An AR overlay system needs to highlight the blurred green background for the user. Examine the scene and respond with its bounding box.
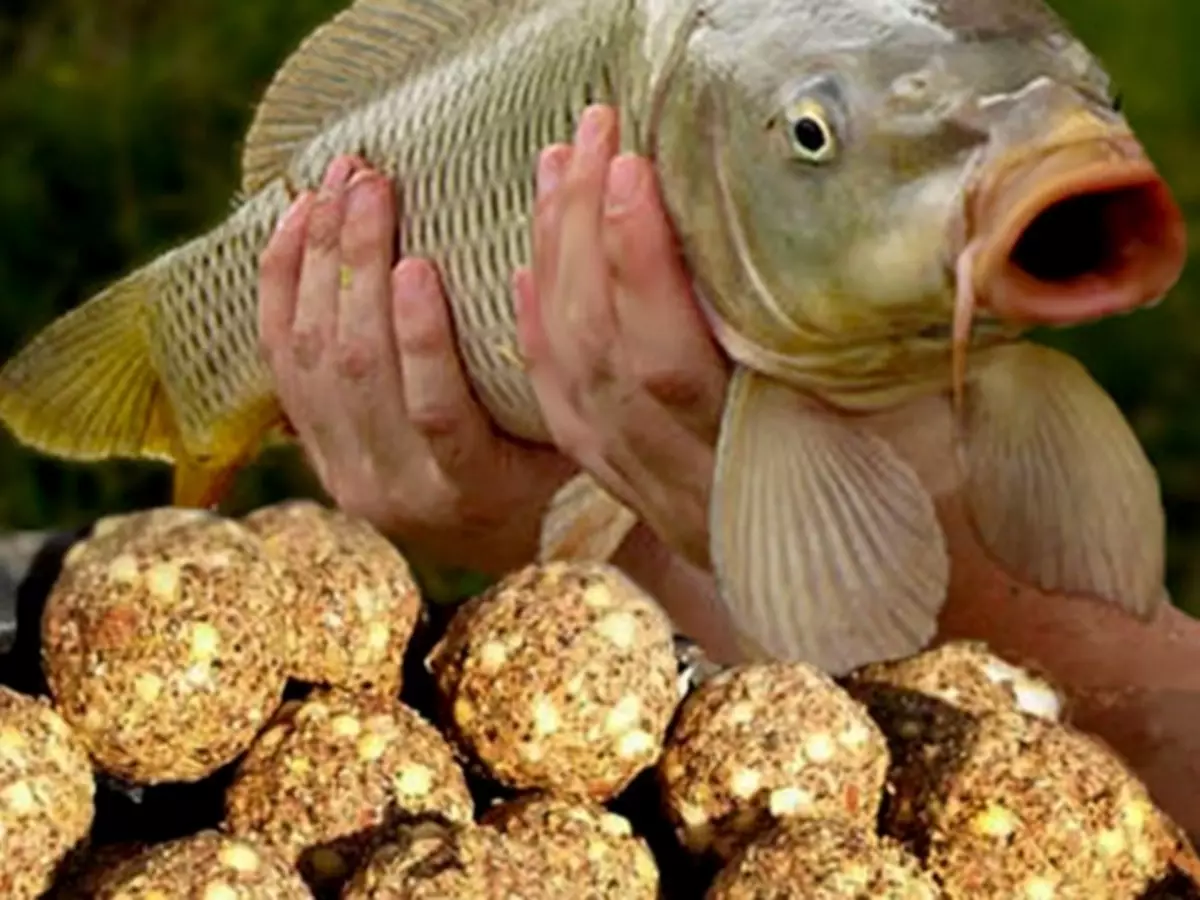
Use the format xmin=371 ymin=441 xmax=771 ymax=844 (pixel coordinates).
xmin=0 ymin=1 xmax=1196 ymax=612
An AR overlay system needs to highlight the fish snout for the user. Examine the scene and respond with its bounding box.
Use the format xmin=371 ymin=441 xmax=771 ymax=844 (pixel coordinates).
xmin=963 ymin=123 xmax=1187 ymax=325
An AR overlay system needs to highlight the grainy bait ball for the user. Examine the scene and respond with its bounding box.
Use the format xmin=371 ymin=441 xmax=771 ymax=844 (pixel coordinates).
xmin=223 ymin=689 xmax=473 ymax=892
xmin=90 ymin=830 xmax=312 ymax=899
xmin=658 ymin=663 xmax=889 ymax=861
xmin=51 ymin=842 xmax=151 ymax=899
xmin=428 ymin=561 xmax=679 ymax=801
xmin=41 ymin=516 xmax=290 ymax=783
xmin=922 ymin=712 xmax=1175 ymax=898
xmin=62 ymin=507 xmax=221 ymax=572
xmin=343 ymin=819 xmax=554 ymax=900
xmin=481 ymin=793 xmax=660 ymax=898
xmin=242 ymin=500 xmax=422 ymax=694
xmin=0 ymin=687 xmax=95 ymax=899
xmin=844 ymin=645 xmax=1066 ymax=850
xmin=707 ymin=818 xmax=939 ymax=900
xmin=846 ymin=641 xmax=1063 ymax=722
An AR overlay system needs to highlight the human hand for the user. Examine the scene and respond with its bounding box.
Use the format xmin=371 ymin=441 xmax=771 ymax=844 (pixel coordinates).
xmin=513 ymin=105 xmax=730 ymax=567
xmin=257 ymin=155 xmax=574 ymax=574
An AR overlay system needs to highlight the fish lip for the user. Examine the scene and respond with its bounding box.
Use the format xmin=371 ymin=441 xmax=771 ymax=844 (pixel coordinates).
xmin=963 ymin=136 xmax=1188 ymax=326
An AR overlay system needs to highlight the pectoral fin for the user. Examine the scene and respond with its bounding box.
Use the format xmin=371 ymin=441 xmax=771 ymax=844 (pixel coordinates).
xmin=710 ymin=368 xmax=949 ymax=676
xmin=538 ymin=472 xmax=639 ymax=563
xmin=961 ymin=341 xmax=1165 ymax=618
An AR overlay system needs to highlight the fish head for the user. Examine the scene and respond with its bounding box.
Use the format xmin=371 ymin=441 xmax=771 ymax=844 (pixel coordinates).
xmin=652 ymin=1 xmax=1186 ymax=390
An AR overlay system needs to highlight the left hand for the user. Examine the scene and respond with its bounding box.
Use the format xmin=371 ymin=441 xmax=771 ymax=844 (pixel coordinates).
xmin=257 ymin=157 xmax=575 ymax=575
xmin=513 ymin=104 xmax=730 ymax=566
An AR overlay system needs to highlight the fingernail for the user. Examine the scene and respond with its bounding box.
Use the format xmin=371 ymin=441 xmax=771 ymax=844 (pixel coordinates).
xmin=537 ymin=149 xmax=565 ymax=198
xmin=393 ymin=259 xmax=432 ymax=309
xmin=605 ymin=155 xmax=642 ymax=214
xmin=274 ymin=192 xmax=311 ymax=234
xmin=575 ymin=105 xmax=609 ymax=151
xmin=348 ymin=168 xmax=374 ymax=190
xmin=346 ymin=172 xmax=379 ymax=215
xmin=320 ymin=157 xmax=355 ymax=194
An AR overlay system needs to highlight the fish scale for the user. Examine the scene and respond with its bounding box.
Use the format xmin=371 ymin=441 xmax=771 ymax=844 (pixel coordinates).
xmin=267 ymin=0 xmax=626 ymax=439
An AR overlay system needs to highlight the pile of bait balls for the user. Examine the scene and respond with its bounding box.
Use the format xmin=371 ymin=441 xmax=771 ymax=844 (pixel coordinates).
xmin=0 ymin=501 xmax=1195 ymax=898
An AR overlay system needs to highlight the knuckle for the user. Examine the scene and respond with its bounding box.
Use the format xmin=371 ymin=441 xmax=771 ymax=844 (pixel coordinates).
xmin=394 ymin=316 xmax=445 ymax=358
xmin=332 ymin=338 xmax=377 ymax=382
xmin=559 ymin=304 xmax=615 ymax=363
xmin=560 ymin=344 xmax=614 ymax=398
xmin=290 ymin=326 xmax=325 ymax=370
xmin=341 ymin=206 xmax=392 ymax=268
xmin=305 ymin=200 xmax=343 ymax=252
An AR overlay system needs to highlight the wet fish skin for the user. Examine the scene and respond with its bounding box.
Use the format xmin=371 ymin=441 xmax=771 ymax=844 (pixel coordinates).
xmin=0 ymin=0 xmax=1183 ymax=676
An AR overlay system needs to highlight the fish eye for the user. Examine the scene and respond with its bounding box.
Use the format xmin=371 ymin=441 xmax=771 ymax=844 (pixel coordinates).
xmin=785 ymin=99 xmax=837 ymax=164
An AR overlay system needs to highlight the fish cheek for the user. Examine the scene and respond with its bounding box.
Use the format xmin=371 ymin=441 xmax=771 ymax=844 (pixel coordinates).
xmin=651 ymin=79 xmax=769 ymax=349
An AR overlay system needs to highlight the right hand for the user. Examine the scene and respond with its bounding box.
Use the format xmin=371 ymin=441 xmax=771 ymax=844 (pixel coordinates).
xmin=514 ymin=106 xmax=730 ymax=566
xmin=257 ymin=155 xmax=575 ymax=575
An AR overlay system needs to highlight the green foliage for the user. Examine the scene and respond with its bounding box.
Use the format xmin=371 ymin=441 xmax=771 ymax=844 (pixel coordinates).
xmin=0 ymin=1 xmax=1197 ymax=611
xmin=0 ymin=0 xmax=343 ymax=531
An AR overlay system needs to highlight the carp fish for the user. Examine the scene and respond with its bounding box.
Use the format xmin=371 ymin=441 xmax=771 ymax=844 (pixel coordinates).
xmin=0 ymin=0 xmax=1187 ymax=674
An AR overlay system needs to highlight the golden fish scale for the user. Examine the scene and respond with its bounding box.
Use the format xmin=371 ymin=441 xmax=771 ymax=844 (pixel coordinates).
xmin=150 ymin=0 xmax=627 ymax=454
xmin=151 ymin=184 xmax=288 ymax=452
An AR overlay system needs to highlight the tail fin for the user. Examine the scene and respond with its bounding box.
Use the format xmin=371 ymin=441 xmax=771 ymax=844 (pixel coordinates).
xmin=0 ymin=264 xmax=180 ymax=465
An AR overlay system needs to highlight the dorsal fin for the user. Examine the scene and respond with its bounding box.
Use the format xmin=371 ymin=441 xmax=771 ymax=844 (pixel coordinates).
xmin=240 ymin=0 xmax=504 ymax=195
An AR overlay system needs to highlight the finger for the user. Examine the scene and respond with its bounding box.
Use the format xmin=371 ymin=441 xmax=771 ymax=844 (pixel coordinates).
xmin=519 ymin=248 xmax=661 ymax=519
xmin=391 ymin=258 xmax=497 ymax=479
xmin=514 ymin=262 xmax=595 ymax=454
xmin=611 ymin=410 xmax=717 ymax=564
xmin=516 ymin=268 xmax=650 ymax=520
xmin=546 ymin=106 xmax=620 ymax=360
xmin=531 ymin=144 xmax=573 ymax=309
xmin=289 ymin=157 xmax=363 ymax=371
xmin=513 ymin=266 xmax=549 ymax=367
xmin=602 ymin=153 xmax=730 ymax=437
xmin=333 ymin=171 xmax=400 ymax=386
xmin=258 ymin=191 xmax=315 ymax=367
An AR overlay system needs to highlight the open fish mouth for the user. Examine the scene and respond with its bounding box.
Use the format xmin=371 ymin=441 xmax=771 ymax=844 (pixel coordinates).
xmin=967 ymin=133 xmax=1188 ymax=325
xmin=948 ymin=128 xmax=1187 ymax=409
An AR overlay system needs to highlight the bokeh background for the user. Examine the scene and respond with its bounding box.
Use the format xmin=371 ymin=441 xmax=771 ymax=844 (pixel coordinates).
xmin=0 ymin=0 xmax=1197 ymax=611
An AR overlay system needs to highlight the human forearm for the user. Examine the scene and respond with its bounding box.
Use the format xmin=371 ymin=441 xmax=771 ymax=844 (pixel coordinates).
xmin=612 ymin=523 xmax=742 ymax=665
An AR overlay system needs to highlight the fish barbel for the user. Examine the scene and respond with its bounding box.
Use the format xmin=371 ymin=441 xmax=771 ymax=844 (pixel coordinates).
xmin=0 ymin=0 xmax=1187 ymax=674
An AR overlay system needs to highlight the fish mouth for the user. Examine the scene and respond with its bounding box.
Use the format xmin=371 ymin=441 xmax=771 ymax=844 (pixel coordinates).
xmin=965 ymin=133 xmax=1187 ymax=325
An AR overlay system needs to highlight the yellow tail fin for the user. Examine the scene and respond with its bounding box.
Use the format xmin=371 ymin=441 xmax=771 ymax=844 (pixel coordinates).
xmin=0 ymin=265 xmax=180 ymax=465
